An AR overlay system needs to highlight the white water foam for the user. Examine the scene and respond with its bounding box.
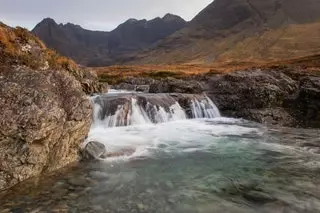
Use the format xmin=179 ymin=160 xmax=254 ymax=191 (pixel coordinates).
xmin=86 ymin=93 xmax=267 ymax=161
xmin=87 ymin=120 xmax=264 ymax=161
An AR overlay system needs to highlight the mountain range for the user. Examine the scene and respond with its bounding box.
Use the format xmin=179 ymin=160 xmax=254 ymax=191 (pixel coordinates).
xmin=32 ymin=0 xmax=320 ymax=66
xmin=32 ymin=14 xmax=186 ymax=66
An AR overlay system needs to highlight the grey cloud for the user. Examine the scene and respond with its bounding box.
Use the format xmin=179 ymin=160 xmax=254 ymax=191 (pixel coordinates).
xmin=0 ymin=0 xmax=213 ymax=31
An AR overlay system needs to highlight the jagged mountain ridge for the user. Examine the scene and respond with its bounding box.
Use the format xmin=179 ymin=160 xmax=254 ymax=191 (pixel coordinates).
xmin=32 ymin=14 xmax=187 ymax=66
xmin=32 ymin=0 xmax=320 ymax=65
xmin=133 ymin=0 xmax=320 ymax=64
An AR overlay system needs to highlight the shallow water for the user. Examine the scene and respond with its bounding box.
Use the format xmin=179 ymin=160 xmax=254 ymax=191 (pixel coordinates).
xmin=1 ymin=118 xmax=319 ymax=213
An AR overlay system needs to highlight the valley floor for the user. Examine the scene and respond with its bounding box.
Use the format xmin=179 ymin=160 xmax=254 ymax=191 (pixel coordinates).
xmin=94 ymin=54 xmax=320 ymax=84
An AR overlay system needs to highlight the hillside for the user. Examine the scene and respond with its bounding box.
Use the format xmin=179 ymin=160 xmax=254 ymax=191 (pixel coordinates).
xmin=132 ymin=0 xmax=320 ymax=64
xmin=0 ymin=22 xmax=104 ymax=94
xmin=0 ymin=21 xmax=77 ymax=71
xmin=32 ymin=14 xmax=186 ymax=66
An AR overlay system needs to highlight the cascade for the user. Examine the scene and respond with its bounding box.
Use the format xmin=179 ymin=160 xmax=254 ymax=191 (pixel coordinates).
xmin=91 ymin=93 xmax=220 ymax=128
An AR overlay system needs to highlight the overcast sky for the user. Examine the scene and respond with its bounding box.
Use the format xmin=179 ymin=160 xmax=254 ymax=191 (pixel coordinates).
xmin=0 ymin=0 xmax=213 ymax=31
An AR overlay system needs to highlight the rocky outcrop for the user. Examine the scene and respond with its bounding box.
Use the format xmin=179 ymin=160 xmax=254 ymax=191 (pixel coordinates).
xmin=0 ymin=23 xmax=100 ymax=191
xmin=113 ymin=68 xmax=320 ymax=128
xmin=0 ymin=66 xmax=92 ymax=191
xmin=149 ymin=78 xmax=203 ymax=94
xmin=205 ymin=69 xmax=320 ymax=128
xmin=76 ymin=68 xmax=108 ymax=94
xmin=0 ymin=23 xmax=104 ymax=95
xmin=112 ymin=77 xmax=203 ymax=94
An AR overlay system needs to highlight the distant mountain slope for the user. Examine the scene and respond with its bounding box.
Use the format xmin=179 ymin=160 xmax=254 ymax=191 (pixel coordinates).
xmin=32 ymin=14 xmax=187 ymax=66
xmin=218 ymin=21 xmax=320 ymax=62
xmin=133 ymin=0 xmax=320 ymax=64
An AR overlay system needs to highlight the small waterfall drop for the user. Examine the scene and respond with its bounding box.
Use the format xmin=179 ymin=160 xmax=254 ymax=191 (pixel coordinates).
xmin=91 ymin=93 xmax=220 ymax=128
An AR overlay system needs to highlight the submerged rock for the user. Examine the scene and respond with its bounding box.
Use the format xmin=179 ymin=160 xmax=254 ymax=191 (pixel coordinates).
xmin=243 ymin=190 xmax=276 ymax=204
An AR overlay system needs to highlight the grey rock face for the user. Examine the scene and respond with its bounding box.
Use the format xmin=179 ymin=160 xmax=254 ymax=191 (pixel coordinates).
xmin=0 ymin=66 xmax=92 ymax=191
xmin=76 ymin=68 xmax=108 ymax=95
xmin=149 ymin=78 xmax=203 ymax=94
xmin=205 ymin=69 xmax=320 ymax=128
xmin=113 ymin=77 xmax=203 ymax=94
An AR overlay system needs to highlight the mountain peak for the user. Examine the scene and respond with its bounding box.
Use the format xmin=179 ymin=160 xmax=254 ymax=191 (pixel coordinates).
xmin=38 ymin=17 xmax=57 ymax=26
xmin=125 ymin=18 xmax=139 ymax=24
xmin=64 ymin=22 xmax=83 ymax=30
xmin=162 ymin=13 xmax=185 ymax=22
xmin=32 ymin=14 xmax=187 ymax=66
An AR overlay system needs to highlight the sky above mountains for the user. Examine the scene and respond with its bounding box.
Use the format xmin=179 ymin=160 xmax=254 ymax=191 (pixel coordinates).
xmin=0 ymin=0 xmax=212 ymax=31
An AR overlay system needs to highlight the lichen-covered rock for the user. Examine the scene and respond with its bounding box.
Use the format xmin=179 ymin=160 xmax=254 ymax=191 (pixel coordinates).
xmin=76 ymin=68 xmax=108 ymax=94
xmin=0 ymin=66 xmax=92 ymax=191
xmin=0 ymin=23 xmax=104 ymax=95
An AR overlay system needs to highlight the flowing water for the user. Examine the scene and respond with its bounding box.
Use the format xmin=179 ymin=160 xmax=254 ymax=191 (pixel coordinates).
xmin=1 ymin=92 xmax=320 ymax=213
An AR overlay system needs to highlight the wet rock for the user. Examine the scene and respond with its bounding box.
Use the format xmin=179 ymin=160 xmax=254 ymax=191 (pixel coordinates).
xmin=67 ymin=177 xmax=88 ymax=187
xmin=93 ymin=93 xmax=214 ymax=126
xmin=112 ymin=83 xmax=136 ymax=91
xmin=81 ymin=141 xmax=107 ymax=160
xmin=112 ymin=77 xmax=155 ymax=92
xmin=135 ymin=85 xmax=150 ymax=93
xmin=205 ymin=69 xmax=320 ymax=128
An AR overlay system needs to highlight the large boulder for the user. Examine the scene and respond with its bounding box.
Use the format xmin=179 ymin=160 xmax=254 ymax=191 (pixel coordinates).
xmin=0 ymin=66 xmax=92 ymax=191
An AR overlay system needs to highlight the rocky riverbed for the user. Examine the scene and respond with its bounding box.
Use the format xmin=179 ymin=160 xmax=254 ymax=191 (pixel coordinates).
xmin=0 ymin=121 xmax=319 ymax=213
xmin=112 ymin=68 xmax=320 ymax=128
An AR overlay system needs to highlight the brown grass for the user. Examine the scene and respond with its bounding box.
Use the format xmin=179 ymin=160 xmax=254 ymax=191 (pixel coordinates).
xmin=0 ymin=23 xmax=78 ymax=73
xmin=133 ymin=21 xmax=320 ymax=65
xmin=94 ymin=54 xmax=320 ymax=84
xmin=94 ymin=62 xmax=263 ymax=84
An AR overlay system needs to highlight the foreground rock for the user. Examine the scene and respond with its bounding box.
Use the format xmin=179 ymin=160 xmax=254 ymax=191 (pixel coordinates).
xmin=0 ymin=23 xmax=102 ymax=191
xmin=205 ymin=69 xmax=320 ymax=128
xmin=0 ymin=66 xmax=92 ymax=191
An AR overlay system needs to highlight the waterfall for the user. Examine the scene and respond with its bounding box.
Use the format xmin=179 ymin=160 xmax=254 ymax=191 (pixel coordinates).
xmin=191 ymin=96 xmax=221 ymax=119
xmin=91 ymin=93 xmax=220 ymax=128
